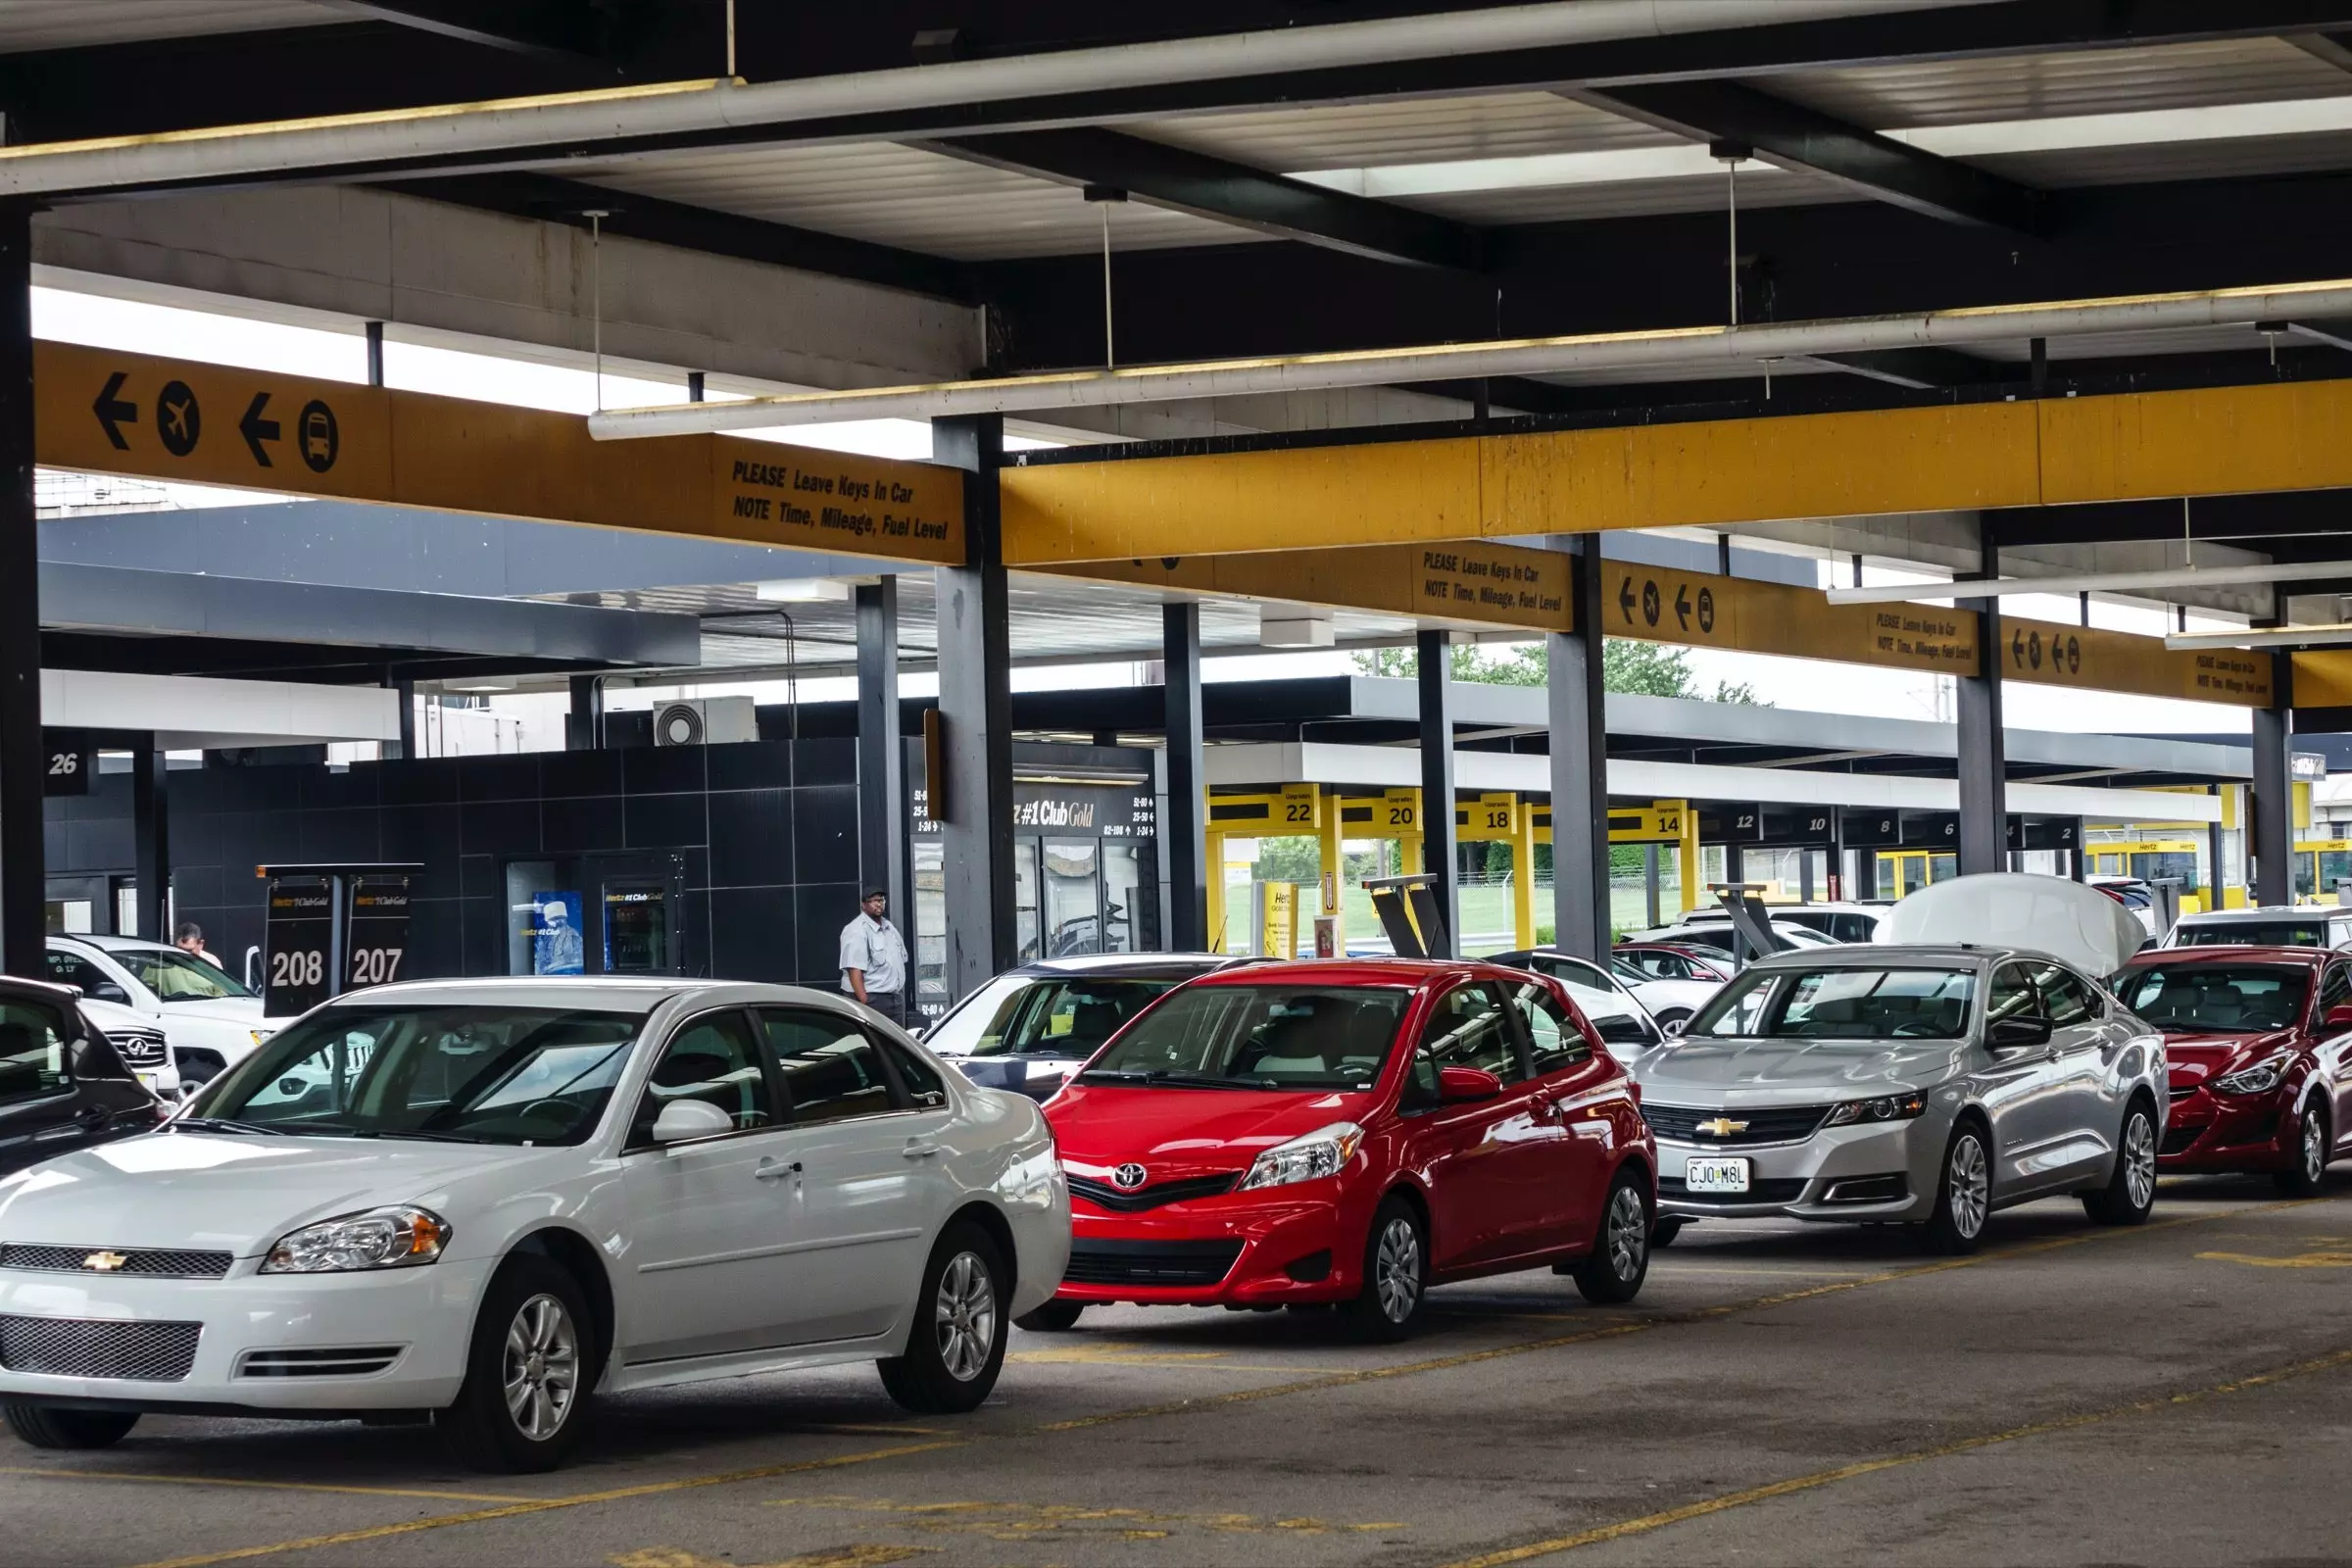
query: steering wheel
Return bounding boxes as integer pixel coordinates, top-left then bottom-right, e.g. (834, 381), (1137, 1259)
(519, 1098), (584, 1129)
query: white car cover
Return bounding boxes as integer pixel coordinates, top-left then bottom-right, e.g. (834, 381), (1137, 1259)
(1880, 872), (2145, 977)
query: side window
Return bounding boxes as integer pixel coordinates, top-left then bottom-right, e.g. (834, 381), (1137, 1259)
(1411, 983), (1523, 1091)
(2320, 963), (2350, 1019)
(1539, 961), (1654, 1051)
(632, 1010), (772, 1143)
(882, 1038), (949, 1109)
(1985, 963), (2043, 1026)
(2030, 964), (2100, 1027)
(0, 1002), (72, 1106)
(762, 1008), (899, 1126)
(44, 952), (120, 1003)
(1505, 981), (1592, 1074)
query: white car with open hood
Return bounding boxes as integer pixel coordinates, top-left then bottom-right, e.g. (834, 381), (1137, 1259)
(0, 978), (1068, 1472)
(1631, 875), (2165, 1253)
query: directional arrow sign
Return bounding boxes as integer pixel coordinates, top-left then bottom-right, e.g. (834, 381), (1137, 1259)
(1616, 574), (1637, 623)
(91, 372), (135, 452)
(2011, 627), (2026, 667)
(238, 392), (281, 467)
(1675, 583), (1691, 631)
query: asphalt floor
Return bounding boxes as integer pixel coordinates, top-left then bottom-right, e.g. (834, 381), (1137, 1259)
(7, 1172), (2349, 1567)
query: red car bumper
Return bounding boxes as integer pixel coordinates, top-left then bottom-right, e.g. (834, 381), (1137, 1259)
(2159, 1086), (2294, 1173)
(1057, 1187), (1373, 1306)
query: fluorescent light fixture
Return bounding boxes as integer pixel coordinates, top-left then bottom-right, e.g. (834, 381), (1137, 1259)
(2168, 623), (2352, 651)
(755, 577), (865, 603)
(1260, 606), (1335, 649)
(1827, 559), (2352, 607)
(1290, 143), (1776, 199)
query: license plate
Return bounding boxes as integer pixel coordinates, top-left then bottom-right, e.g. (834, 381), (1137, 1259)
(1685, 1157), (1751, 1194)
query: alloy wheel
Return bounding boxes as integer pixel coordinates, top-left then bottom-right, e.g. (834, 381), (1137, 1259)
(502, 1293), (579, 1442)
(2304, 1109), (2328, 1186)
(1948, 1133), (1990, 1239)
(1604, 1184), (1647, 1281)
(934, 1250), (997, 1382)
(2124, 1112), (2157, 1209)
(1375, 1216), (1422, 1322)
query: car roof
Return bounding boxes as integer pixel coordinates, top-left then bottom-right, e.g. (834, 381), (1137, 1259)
(1742, 943), (2009, 969)
(2175, 907), (2345, 923)
(1188, 957), (1501, 988)
(1001, 954), (1239, 978)
(52, 934), (177, 955)
(2124, 945), (2327, 967)
(312, 976), (845, 1016)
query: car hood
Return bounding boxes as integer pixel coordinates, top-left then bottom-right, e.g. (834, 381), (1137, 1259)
(953, 1054), (1087, 1101)
(159, 997), (265, 1023)
(1047, 1083), (1373, 1179)
(2163, 1029), (2296, 1086)
(1633, 1037), (1962, 1101)
(0, 1132), (546, 1256)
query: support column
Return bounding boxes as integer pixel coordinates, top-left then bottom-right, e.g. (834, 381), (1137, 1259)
(1643, 845), (1661, 928)
(1162, 602), (1207, 952)
(2253, 691), (2294, 908)
(384, 673), (415, 760)
(130, 736), (168, 943)
(1508, 796), (1537, 951)
(0, 204), (37, 974)
(1547, 536), (1611, 960)
(1205, 829), (1228, 953)
(933, 416), (1016, 996)
(1417, 629), (1457, 957)
(856, 577), (907, 924)
(1852, 844), (1879, 901)
(1956, 534), (2007, 876)
(2207, 787), (2226, 910)
(1678, 810), (1701, 914)
(1318, 789), (1345, 948)
(567, 675), (602, 752)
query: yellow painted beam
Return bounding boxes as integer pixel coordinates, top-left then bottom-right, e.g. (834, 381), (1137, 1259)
(1508, 796), (1537, 952)
(37, 341), (964, 564)
(1037, 540), (1571, 635)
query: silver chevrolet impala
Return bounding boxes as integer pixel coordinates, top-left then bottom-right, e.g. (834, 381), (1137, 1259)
(1633, 941), (2166, 1253)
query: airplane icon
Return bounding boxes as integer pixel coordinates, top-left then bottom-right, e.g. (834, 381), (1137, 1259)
(154, 379), (201, 456)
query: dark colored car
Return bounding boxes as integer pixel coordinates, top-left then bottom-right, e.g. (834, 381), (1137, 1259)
(921, 955), (1251, 1102)
(0, 978), (162, 1177)
(2115, 946), (2352, 1193)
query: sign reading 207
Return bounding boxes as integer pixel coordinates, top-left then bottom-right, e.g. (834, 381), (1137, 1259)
(91, 369), (341, 474)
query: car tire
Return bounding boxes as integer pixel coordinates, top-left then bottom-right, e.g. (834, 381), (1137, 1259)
(1921, 1121), (1992, 1255)
(879, 1222), (1008, 1414)
(434, 1254), (595, 1474)
(1651, 1216), (1686, 1249)
(2275, 1102), (2331, 1198)
(1344, 1196), (1429, 1344)
(2, 1402), (138, 1450)
(1572, 1170), (1652, 1304)
(1014, 1298), (1086, 1333)
(1652, 1009), (1692, 1031)
(2082, 1099), (2159, 1227)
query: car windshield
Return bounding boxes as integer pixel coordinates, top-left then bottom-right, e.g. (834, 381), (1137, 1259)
(111, 948), (254, 1001)
(194, 1004), (644, 1145)
(1081, 984), (1410, 1091)
(958, 977), (1186, 1059)
(1689, 966), (1977, 1040)
(2176, 921), (2332, 949)
(2118, 964), (2310, 1033)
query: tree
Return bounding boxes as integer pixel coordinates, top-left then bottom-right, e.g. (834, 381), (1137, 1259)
(1353, 639), (1763, 704)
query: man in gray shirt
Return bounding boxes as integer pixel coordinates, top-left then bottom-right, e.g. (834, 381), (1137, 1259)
(839, 889), (910, 1027)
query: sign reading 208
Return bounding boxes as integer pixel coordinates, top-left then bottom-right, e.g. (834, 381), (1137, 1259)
(92, 370), (340, 473)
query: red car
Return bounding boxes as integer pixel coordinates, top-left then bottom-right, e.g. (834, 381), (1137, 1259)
(2114, 947), (2352, 1194)
(1034, 958), (1657, 1341)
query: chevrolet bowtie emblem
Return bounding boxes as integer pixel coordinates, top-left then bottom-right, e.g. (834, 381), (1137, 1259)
(1694, 1118), (1748, 1138)
(81, 1250), (128, 1273)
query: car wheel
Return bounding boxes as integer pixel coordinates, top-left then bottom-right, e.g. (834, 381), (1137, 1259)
(1572, 1171), (1652, 1304)
(1344, 1196), (1429, 1343)
(2082, 1100), (2159, 1226)
(879, 1222), (1008, 1414)
(2276, 1102), (2331, 1197)
(1014, 1298), (1086, 1333)
(2, 1402), (138, 1450)
(1651, 1215), (1686, 1249)
(434, 1255), (593, 1474)
(1922, 1122), (1992, 1255)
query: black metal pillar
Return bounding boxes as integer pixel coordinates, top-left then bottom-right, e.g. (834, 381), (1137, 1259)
(2072, 820), (2089, 882)
(855, 577), (907, 923)
(2208, 786), (2227, 906)
(567, 675), (602, 752)
(0, 205), (37, 975)
(2253, 692), (2294, 907)
(1162, 602), (1207, 952)
(381, 673), (415, 761)
(1417, 628), (1457, 957)
(1851, 842), (1878, 901)
(934, 416), (1017, 996)
(1547, 536), (1611, 960)
(365, 320), (384, 387)
(1956, 535), (2006, 876)
(130, 736), (168, 943)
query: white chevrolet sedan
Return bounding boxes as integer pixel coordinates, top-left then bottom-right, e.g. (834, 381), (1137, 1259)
(0, 978), (1069, 1472)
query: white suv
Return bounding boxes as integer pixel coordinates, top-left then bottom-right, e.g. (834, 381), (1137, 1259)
(43, 936), (272, 1095)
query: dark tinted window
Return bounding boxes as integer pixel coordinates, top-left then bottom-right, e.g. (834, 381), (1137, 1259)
(1534, 957), (1655, 1050)
(2031, 965), (2102, 1026)
(1987, 963), (2043, 1024)
(1505, 982), (1592, 1074)
(1084, 985), (1409, 1091)
(1690, 967), (1976, 1040)
(2321, 963), (2351, 1018)
(0, 1002), (72, 1107)
(2119, 964), (2310, 1034)
(44, 951), (120, 1002)
(635, 1011), (772, 1142)
(1416, 983), (1523, 1080)
(761, 1008), (898, 1124)
(883, 1038), (949, 1109)
(967, 977), (1180, 1059)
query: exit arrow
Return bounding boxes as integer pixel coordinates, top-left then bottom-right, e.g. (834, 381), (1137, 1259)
(238, 392), (281, 467)
(1616, 574), (1636, 623)
(2010, 627), (2025, 667)
(1675, 584), (1691, 631)
(92, 371), (136, 452)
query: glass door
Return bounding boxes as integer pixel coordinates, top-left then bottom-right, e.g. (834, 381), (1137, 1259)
(1042, 838), (1102, 956)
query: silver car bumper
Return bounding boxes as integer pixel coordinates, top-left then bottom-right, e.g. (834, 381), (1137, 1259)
(1655, 1114), (1951, 1224)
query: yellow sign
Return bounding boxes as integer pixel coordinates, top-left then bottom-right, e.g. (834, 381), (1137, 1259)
(1207, 784), (1322, 831)
(1606, 802), (1689, 845)
(36, 341), (964, 564)
(1600, 563), (1978, 675)
(1456, 793), (1520, 840)
(1049, 540), (1570, 635)
(2001, 620), (2274, 706)
(1256, 880), (1298, 960)
(1340, 789), (1424, 835)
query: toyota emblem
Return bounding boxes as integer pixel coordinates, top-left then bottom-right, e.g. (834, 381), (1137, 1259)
(1110, 1162), (1149, 1191)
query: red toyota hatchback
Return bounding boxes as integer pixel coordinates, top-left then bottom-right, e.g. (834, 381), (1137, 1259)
(2114, 947), (2352, 1194)
(1034, 959), (1656, 1341)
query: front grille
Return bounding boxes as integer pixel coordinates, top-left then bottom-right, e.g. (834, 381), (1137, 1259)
(2162, 1124), (2204, 1155)
(0, 1315), (201, 1381)
(237, 1347), (403, 1379)
(1067, 1173), (1241, 1213)
(1644, 1103), (1833, 1147)
(0, 1245), (232, 1279)
(1659, 1176), (1811, 1205)
(108, 1032), (168, 1068)
(1063, 1239), (1244, 1288)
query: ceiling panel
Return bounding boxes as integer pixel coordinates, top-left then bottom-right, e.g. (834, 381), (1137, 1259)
(1129, 92), (1673, 172)
(1967, 129), (2352, 189)
(0, 0), (334, 53)
(1406, 167), (1845, 226)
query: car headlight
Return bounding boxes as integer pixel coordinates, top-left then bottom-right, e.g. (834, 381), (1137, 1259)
(1823, 1092), (1930, 1127)
(261, 1205), (451, 1274)
(2211, 1055), (2289, 1097)
(1238, 1122), (1365, 1192)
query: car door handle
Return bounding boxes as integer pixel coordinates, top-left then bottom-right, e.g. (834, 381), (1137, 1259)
(754, 1159), (802, 1182)
(904, 1141), (943, 1159)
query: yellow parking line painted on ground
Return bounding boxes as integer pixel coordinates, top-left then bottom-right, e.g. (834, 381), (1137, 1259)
(0, 1465), (530, 1503)
(124, 1441), (965, 1568)
(614, 1546), (938, 1568)
(2197, 1249), (2352, 1268)
(1437, 1345), (2352, 1568)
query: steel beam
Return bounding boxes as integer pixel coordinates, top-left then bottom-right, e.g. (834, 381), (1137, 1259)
(316, 1), (608, 61)
(1418, 628), (1458, 958)
(1956, 536), (2007, 876)
(1547, 538), (1611, 961)
(0, 206), (35, 974)
(1162, 602), (1208, 952)
(933, 416), (1018, 998)
(2253, 701), (2295, 906)
(856, 577), (909, 936)
(130, 738), (168, 944)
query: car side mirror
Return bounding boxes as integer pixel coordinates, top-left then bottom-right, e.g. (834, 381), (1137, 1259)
(651, 1099), (735, 1145)
(2325, 1004), (2352, 1030)
(1989, 1016), (2053, 1052)
(92, 983), (130, 1005)
(1438, 1065), (1504, 1103)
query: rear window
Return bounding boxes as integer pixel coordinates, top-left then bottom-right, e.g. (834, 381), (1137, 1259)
(1690, 967), (1976, 1040)
(1081, 984), (1409, 1091)
(963, 977), (1184, 1060)
(0, 1001), (73, 1107)
(2119, 964), (2309, 1033)
(2176, 921), (2333, 950)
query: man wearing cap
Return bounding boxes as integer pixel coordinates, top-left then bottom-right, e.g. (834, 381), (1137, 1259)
(839, 889), (909, 1027)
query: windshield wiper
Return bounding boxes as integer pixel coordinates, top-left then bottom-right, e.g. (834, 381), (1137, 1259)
(172, 1116), (281, 1136)
(1077, 1068), (1265, 1090)
(355, 1128), (491, 1144)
